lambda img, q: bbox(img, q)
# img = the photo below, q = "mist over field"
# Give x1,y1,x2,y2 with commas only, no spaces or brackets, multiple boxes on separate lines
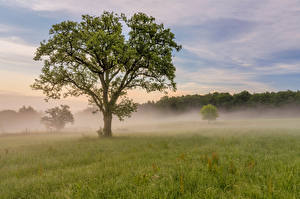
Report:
1,105,299,198
75,106,300,132
1,104,300,134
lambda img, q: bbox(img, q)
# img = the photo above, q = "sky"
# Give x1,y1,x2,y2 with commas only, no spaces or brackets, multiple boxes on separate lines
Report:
0,0,300,111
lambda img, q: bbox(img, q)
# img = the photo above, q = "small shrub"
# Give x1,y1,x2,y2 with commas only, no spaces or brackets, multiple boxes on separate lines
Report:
200,104,219,121
96,127,104,137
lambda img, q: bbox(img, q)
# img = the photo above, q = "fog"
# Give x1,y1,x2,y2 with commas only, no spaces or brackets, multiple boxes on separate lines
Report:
0,108,42,134
1,105,300,135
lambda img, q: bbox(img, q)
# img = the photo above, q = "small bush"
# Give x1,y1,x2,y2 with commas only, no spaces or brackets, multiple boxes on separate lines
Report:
200,104,219,121
96,127,104,137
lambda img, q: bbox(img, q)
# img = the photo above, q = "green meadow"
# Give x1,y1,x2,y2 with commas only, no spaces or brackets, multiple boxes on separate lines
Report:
0,119,299,199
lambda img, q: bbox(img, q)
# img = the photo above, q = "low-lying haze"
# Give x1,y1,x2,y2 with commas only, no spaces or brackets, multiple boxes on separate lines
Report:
1,106,300,134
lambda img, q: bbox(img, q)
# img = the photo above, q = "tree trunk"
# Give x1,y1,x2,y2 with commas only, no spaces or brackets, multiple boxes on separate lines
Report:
103,111,112,137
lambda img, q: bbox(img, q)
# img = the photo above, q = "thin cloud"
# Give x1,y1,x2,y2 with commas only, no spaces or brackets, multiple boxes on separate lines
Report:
0,24,26,33
0,91,88,111
0,37,38,71
175,65,273,93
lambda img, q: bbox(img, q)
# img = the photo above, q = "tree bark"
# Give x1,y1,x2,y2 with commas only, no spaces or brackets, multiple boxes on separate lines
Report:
103,111,112,137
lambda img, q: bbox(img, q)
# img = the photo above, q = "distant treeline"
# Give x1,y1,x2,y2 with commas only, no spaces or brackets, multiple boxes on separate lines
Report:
1,90,300,132
0,106,42,132
139,90,300,112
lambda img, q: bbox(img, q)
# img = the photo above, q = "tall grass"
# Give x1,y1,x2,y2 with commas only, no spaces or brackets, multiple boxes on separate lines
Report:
0,124,299,198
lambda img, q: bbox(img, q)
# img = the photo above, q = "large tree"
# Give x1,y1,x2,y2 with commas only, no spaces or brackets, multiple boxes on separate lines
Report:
32,11,181,136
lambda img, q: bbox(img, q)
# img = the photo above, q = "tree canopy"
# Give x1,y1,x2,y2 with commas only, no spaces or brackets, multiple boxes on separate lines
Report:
200,104,219,121
41,105,74,131
32,11,181,136
140,90,300,112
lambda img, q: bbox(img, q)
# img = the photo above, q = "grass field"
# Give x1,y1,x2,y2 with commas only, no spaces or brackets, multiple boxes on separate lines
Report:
0,119,299,198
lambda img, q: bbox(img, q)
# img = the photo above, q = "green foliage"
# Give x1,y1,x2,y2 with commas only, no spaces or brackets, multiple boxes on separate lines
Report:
41,105,74,131
200,104,219,121
140,90,300,112
0,123,299,198
31,11,181,136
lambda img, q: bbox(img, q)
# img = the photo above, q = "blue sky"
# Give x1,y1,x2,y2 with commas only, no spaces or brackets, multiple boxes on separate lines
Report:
0,0,300,110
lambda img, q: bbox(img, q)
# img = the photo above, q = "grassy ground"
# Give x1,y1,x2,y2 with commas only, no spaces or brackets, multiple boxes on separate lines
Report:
0,120,299,198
